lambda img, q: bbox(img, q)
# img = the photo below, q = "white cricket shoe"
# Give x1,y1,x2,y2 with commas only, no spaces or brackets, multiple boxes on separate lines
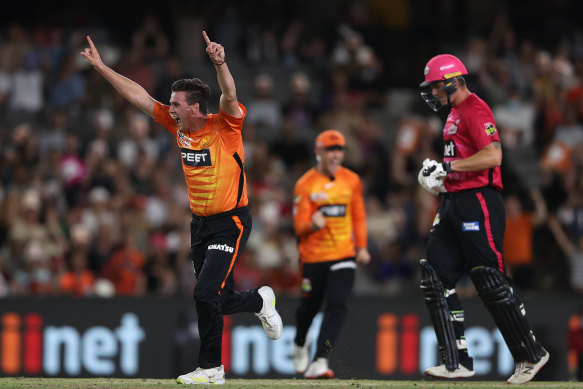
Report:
507,349,550,385
176,365,225,385
293,343,310,374
255,286,283,340
424,363,475,379
304,357,334,379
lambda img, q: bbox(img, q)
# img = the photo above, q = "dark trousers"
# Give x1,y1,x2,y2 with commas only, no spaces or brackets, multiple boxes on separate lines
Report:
190,206,262,368
427,187,507,287
294,258,356,359
427,187,507,361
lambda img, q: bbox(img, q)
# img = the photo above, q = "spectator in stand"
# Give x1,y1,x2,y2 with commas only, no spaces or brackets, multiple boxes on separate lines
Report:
269,116,311,177
548,215,583,293
47,52,86,112
503,189,548,289
493,87,536,149
39,109,69,156
131,14,169,64
282,71,319,133
59,250,96,297
102,230,146,296
6,51,44,127
246,73,282,143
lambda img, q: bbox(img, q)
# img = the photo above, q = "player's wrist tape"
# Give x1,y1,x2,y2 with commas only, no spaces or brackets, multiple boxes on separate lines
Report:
442,161,453,173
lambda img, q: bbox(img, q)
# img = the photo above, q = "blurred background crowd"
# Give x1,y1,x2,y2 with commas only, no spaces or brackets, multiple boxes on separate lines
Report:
0,0,582,302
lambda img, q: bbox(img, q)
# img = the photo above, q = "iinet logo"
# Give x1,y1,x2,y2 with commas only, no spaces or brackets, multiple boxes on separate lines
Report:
1,312,145,376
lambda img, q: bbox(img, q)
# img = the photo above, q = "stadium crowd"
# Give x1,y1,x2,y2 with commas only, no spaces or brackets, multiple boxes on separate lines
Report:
0,1,582,299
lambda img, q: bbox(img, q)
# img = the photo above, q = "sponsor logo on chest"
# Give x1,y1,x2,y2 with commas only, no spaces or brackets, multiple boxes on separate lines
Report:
444,140,457,157
181,147,212,167
319,204,347,217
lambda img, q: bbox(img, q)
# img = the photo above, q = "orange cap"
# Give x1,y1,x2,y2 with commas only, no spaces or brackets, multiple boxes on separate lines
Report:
315,129,346,150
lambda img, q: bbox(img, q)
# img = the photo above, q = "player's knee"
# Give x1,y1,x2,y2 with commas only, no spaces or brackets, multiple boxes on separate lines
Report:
470,266,512,303
325,300,348,314
194,288,221,305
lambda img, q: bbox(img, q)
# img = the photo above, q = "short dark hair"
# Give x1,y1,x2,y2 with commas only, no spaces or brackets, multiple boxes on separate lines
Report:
171,78,211,114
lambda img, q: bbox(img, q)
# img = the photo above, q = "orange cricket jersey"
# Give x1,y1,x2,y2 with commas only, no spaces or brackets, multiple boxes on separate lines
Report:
154,102,248,217
293,167,367,263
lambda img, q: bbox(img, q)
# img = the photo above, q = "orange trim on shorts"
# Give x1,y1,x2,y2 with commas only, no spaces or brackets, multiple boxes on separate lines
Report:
219,215,243,293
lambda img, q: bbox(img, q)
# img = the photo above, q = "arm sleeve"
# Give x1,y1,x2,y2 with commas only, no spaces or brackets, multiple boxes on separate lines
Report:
153,102,178,135
351,176,368,248
464,107,501,150
293,180,314,237
218,102,246,129
219,102,247,154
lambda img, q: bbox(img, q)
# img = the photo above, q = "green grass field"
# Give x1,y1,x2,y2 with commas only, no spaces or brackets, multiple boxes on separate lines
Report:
0,378,582,389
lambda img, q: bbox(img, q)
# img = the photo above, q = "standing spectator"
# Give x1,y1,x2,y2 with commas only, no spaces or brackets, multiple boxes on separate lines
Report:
503,189,548,289
80,32,282,385
417,54,548,384
547,215,583,293
292,129,370,378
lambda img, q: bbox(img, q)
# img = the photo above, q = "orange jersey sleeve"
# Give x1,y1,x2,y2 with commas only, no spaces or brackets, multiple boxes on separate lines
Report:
154,102,248,216
293,167,367,263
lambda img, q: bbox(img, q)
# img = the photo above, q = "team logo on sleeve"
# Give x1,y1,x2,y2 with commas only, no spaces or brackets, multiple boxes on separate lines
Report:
181,147,212,167
483,122,497,136
444,140,457,157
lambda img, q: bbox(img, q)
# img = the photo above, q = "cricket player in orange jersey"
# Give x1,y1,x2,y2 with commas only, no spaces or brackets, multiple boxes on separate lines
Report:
81,31,282,385
292,129,370,379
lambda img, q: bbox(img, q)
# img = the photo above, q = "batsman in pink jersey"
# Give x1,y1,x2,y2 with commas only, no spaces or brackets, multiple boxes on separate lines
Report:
416,54,549,385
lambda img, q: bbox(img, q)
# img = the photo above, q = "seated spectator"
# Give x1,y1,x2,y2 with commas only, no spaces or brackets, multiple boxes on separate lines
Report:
102,231,146,296
281,71,319,131
59,251,95,297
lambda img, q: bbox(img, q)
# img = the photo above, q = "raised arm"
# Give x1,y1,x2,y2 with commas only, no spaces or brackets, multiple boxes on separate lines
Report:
202,31,242,118
80,36,156,118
